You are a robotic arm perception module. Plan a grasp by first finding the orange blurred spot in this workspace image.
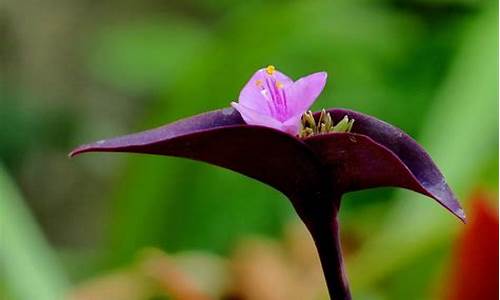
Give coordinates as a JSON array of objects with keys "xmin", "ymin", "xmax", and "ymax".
[{"xmin": 445, "ymin": 190, "xmax": 498, "ymax": 300}]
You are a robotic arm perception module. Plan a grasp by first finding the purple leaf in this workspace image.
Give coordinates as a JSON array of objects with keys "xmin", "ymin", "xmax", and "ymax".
[
  {"xmin": 70, "ymin": 108, "xmax": 324, "ymax": 199},
  {"xmin": 306, "ymin": 109, "xmax": 464, "ymax": 221},
  {"xmin": 71, "ymin": 107, "xmax": 464, "ymax": 222}
]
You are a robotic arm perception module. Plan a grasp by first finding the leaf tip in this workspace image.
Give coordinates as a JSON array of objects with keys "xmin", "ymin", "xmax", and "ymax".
[
  {"xmin": 68, "ymin": 147, "xmax": 83, "ymax": 158},
  {"xmin": 456, "ymin": 208, "xmax": 467, "ymax": 224},
  {"xmin": 68, "ymin": 144, "xmax": 97, "ymax": 158}
]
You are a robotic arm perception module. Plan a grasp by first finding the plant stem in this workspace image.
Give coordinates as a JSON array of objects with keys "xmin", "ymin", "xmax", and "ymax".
[{"xmin": 300, "ymin": 194, "xmax": 351, "ymax": 300}]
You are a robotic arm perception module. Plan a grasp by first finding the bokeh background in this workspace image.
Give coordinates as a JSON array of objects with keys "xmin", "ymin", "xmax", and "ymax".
[{"xmin": 1, "ymin": 0, "xmax": 498, "ymax": 299}]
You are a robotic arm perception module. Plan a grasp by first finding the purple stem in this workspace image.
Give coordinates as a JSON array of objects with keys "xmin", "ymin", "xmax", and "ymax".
[{"xmin": 298, "ymin": 194, "xmax": 351, "ymax": 300}]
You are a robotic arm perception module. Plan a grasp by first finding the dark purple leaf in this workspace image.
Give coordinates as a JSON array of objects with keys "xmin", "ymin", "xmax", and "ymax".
[
  {"xmin": 70, "ymin": 107, "xmax": 463, "ymax": 222},
  {"xmin": 70, "ymin": 108, "xmax": 324, "ymax": 199},
  {"xmin": 307, "ymin": 109, "xmax": 464, "ymax": 221}
]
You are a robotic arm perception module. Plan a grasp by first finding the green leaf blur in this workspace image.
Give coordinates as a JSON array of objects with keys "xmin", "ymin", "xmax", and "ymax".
[{"xmin": 0, "ymin": 0, "xmax": 497, "ymax": 299}]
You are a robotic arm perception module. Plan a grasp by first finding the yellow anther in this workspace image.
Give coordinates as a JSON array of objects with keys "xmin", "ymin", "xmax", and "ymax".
[
  {"xmin": 265, "ymin": 65, "xmax": 276, "ymax": 75},
  {"xmin": 276, "ymin": 81, "xmax": 284, "ymax": 89}
]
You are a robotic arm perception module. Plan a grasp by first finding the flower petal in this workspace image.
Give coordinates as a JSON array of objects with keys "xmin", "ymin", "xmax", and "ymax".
[
  {"xmin": 305, "ymin": 109, "xmax": 465, "ymax": 222},
  {"xmin": 285, "ymin": 72, "xmax": 327, "ymax": 116},
  {"xmin": 272, "ymin": 70, "xmax": 294, "ymax": 86},
  {"xmin": 232, "ymin": 102, "xmax": 303, "ymax": 136},
  {"xmin": 231, "ymin": 102, "xmax": 282, "ymax": 130},
  {"xmin": 282, "ymin": 113, "xmax": 303, "ymax": 136},
  {"xmin": 238, "ymin": 68, "xmax": 293, "ymax": 114},
  {"xmin": 70, "ymin": 108, "xmax": 323, "ymax": 198}
]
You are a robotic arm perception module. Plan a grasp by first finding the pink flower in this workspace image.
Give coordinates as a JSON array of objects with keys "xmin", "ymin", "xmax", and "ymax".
[{"xmin": 231, "ymin": 65, "xmax": 327, "ymax": 135}]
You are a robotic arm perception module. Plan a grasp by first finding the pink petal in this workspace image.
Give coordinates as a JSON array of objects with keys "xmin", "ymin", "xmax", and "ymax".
[
  {"xmin": 238, "ymin": 68, "xmax": 293, "ymax": 115},
  {"xmin": 231, "ymin": 102, "xmax": 282, "ymax": 130},
  {"xmin": 282, "ymin": 113, "xmax": 303, "ymax": 135},
  {"xmin": 270, "ymin": 69, "xmax": 294, "ymax": 86},
  {"xmin": 285, "ymin": 72, "xmax": 327, "ymax": 116}
]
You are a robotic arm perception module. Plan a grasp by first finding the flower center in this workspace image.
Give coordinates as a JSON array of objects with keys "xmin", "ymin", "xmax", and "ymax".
[{"xmin": 257, "ymin": 66, "xmax": 288, "ymax": 122}]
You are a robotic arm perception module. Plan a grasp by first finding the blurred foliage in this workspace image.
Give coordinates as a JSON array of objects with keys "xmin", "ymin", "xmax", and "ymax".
[
  {"xmin": 0, "ymin": 0, "xmax": 497, "ymax": 299},
  {"xmin": 0, "ymin": 163, "xmax": 69, "ymax": 300}
]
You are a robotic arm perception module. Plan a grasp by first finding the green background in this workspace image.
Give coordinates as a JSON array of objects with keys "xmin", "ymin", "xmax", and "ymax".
[{"xmin": 1, "ymin": 0, "xmax": 498, "ymax": 299}]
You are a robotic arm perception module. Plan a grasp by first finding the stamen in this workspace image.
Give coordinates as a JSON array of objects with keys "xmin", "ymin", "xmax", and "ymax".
[
  {"xmin": 259, "ymin": 88, "xmax": 276, "ymax": 117},
  {"xmin": 265, "ymin": 78, "xmax": 278, "ymax": 105},
  {"xmin": 265, "ymin": 77, "xmax": 285, "ymax": 120},
  {"xmin": 260, "ymin": 67, "xmax": 289, "ymax": 121},
  {"xmin": 266, "ymin": 65, "xmax": 276, "ymax": 75},
  {"xmin": 280, "ymin": 88, "xmax": 288, "ymax": 111}
]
